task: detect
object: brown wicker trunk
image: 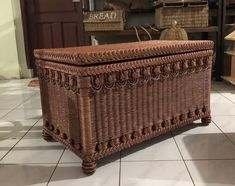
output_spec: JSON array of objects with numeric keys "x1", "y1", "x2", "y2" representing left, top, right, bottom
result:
[{"x1": 34, "y1": 40, "x2": 213, "y2": 174}]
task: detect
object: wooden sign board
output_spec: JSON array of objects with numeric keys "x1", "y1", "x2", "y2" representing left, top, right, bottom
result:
[{"x1": 222, "y1": 51, "x2": 235, "y2": 85}]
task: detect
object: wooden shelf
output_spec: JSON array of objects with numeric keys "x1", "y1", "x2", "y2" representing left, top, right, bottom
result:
[
  {"x1": 185, "y1": 26, "x2": 219, "y2": 33},
  {"x1": 225, "y1": 51, "x2": 235, "y2": 56},
  {"x1": 226, "y1": 23, "x2": 235, "y2": 27},
  {"x1": 86, "y1": 26, "x2": 219, "y2": 36},
  {"x1": 221, "y1": 76, "x2": 235, "y2": 85},
  {"x1": 225, "y1": 30, "x2": 235, "y2": 41}
]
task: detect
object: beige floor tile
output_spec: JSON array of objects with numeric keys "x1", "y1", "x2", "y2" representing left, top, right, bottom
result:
[
  {"x1": 172, "y1": 121, "x2": 221, "y2": 135},
  {"x1": 0, "y1": 138, "x2": 19, "y2": 160},
  {"x1": 175, "y1": 133, "x2": 235, "y2": 160},
  {"x1": 186, "y1": 160, "x2": 235, "y2": 186},
  {"x1": 49, "y1": 163, "x2": 119, "y2": 186},
  {"x1": 0, "y1": 163, "x2": 55, "y2": 186},
  {"x1": 1, "y1": 138, "x2": 64, "y2": 164},
  {"x1": 121, "y1": 161, "x2": 193, "y2": 186},
  {"x1": 121, "y1": 134, "x2": 182, "y2": 161},
  {"x1": 2, "y1": 109, "x2": 42, "y2": 121},
  {"x1": 0, "y1": 120, "x2": 37, "y2": 139}
]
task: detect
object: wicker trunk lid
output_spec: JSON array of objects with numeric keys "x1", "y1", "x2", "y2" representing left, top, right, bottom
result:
[{"x1": 34, "y1": 40, "x2": 213, "y2": 66}]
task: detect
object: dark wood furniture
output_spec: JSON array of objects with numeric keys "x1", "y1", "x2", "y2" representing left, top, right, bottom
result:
[
  {"x1": 220, "y1": 1, "x2": 235, "y2": 84},
  {"x1": 35, "y1": 40, "x2": 213, "y2": 174},
  {"x1": 20, "y1": 0, "x2": 232, "y2": 80},
  {"x1": 20, "y1": 0, "x2": 88, "y2": 71}
]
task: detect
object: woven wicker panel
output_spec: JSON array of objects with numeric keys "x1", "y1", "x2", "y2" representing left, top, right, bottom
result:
[
  {"x1": 35, "y1": 40, "x2": 213, "y2": 174},
  {"x1": 155, "y1": 4, "x2": 209, "y2": 28},
  {"x1": 83, "y1": 10, "x2": 124, "y2": 31}
]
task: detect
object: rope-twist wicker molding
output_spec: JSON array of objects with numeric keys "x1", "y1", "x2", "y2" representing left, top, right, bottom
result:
[
  {"x1": 34, "y1": 40, "x2": 213, "y2": 65},
  {"x1": 35, "y1": 40, "x2": 213, "y2": 174},
  {"x1": 37, "y1": 54, "x2": 211, "y2": 95}
]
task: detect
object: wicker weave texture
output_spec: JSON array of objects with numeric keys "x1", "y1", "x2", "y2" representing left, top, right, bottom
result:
[
  {"x1": 34, "y1": 40, "x2": 213, "y2": 66},
  {"x1": 35, "y1": 40, "x2": 213, "y2": 174},
  {"x1": 155, "y1": 4, "x2": 208, "y2": 28},
  {"x1": 83, "y1": 10, "x2": 125, "y2": 31}
]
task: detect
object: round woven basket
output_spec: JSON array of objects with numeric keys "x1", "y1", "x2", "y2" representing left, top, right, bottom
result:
[{"x1": 160, "y1": 21, "x2": 188, "y2": 40}]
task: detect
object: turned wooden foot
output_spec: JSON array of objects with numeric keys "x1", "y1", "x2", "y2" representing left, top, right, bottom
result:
[
  {"x1": 201, "y1": 116, "x2": 211, "y2": 126},
  {"x1": 82, "y1": 161, "x2": 97, "y2": 175},
  {"x1": 42, "y1": 130, "x2": 54, "y2": 142}
]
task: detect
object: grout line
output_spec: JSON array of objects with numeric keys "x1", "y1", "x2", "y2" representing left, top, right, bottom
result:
[
  {"x1": 12, "y1": 92, "x2": 39, "y2": 109},
  {"x1": 0, "y1": 108, "x2": 19, "y2": 120},
  {"x1": 0, "y1": 110, "x2": 12, "y2": 120},
  {"x1": 47, "y1": 148, "x2": 66, "y2": 186},
  {"x1": 216, "y1": 89, "x2": 235, "y2": 104},
  {"x1": 119, "y1": 152, "x2": 121, "y2": 186},
  {"x1": 0, "y1": 118, "x2": 41, "y2": 162},
  {"x1": 171, "y1": 132, "x2": 195, "y2": 186},
  {"x1": 212, "y1": 120, "x2": 235, "y2": 147}
]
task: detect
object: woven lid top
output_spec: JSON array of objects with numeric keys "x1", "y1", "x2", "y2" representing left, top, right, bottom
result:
[{"x1": 34, "y1": 40, "x2": 214, "y2": 66}]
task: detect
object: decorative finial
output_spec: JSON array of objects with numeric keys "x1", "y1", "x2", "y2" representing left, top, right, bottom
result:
[{"x1": 172, "y1": 20, "x2": 178, "y2": 28}]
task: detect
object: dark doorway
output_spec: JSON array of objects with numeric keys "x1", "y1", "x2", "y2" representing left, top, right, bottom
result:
[{"x1": 20, "y1": 0, "x2": 88, "y2": 71}]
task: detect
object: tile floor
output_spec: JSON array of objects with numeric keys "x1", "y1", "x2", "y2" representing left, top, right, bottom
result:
[{"x1": 0, "y1": 79, "x2": 235, "y2": 186}]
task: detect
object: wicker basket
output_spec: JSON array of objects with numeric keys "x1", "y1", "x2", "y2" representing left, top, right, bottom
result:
[
  {"x1": 160, "y1": 21, "x2": 188, "y2": 40},
  {"x1": 155, "y1": 1, "x2": 209, "y2": 28},
  {"x1": 34, "y1": 40, "x2": 214, "y2": 174},
  {"x1": 83, "y1": 10, "x2": 125, "y2": 31}
]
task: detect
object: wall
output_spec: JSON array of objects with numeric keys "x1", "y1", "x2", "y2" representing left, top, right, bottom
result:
[
  {"x1": 0, "y1": 0, "x2": 20, "y2": 79},
  {"x1": 11, "y1": 0, "x2": 32, "y2": 78},
  {"x1": 0, "y1": 0, "x2": 32, "y2": 80}
]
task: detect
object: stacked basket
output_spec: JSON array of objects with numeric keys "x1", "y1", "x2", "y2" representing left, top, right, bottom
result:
[
  {"x1": 155, "y1": 0, "x2": 209, "y2": 28},
  {"x1": 83, "y1": 0, "x2": 209, "y2": 32}
]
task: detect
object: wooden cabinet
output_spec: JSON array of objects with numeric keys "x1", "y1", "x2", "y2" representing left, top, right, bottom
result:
[
  {"x1": 220, "y1": 0, "x2": 235, "y2": 84},
  {"x1": 222, "y1": 52, "x2": 235, "y2": 85},
  {"x1": 86, "y1": 0, "x2": 225, "y2": 80}
]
